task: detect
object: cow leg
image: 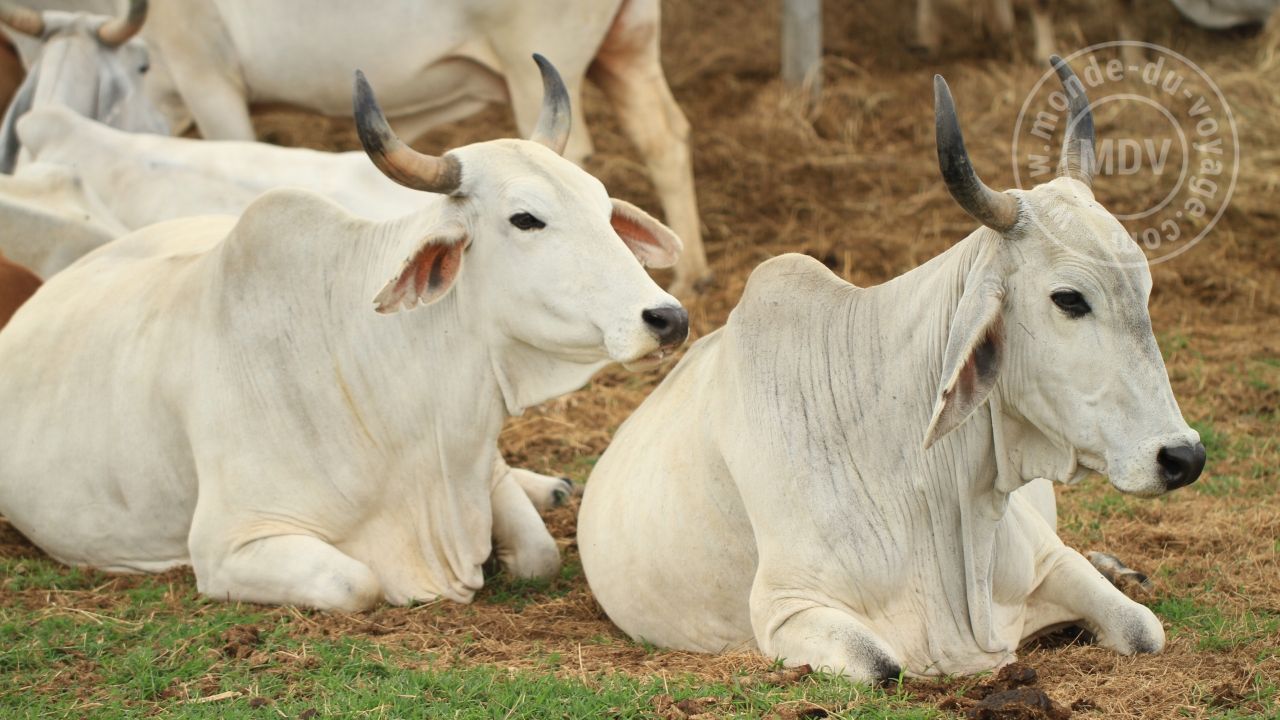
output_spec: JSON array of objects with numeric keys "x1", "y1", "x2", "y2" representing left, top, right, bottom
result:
[
  {"x1": 753, "y1": 598, "x2": 902, "y2": 683},
  {"x1": 173, "y1": 73, "x2": 256, "y2": 141},
  {"x1": 1031, "y1": 0, "x2": 1056, "y2": 65},
  {"x1": 145, "y1": 2, "x2": 256, "y2": 141},
  {"x1": 588, "y1": 0, "x2": 709, "y2": 297},
  {"x1": 192, "y1": 533, "x2": 382, "y2": 611},
  {"x1": 503, "y1": 52, "x2": 594, "y2": 165},
  {"x1": 491, "y1": 471, "x2": 561, "y2": 580},
  {"x1": 914, "y1": 0, "x2": 941, "y2": 54},
  {"x1": 512, "y1": 469, "x2": 577, "y2": 511},
  {"x1": 986, "y1": 0, "x2": 1019, "y2": 61},
  {"x1": 491, "y1": 454, "x2": 577, "y2": 512},
  {"x1": 1117, "y1": 0, "x2": 1145, "y2": 67},
  {"x1": 1026, "y1": 548, "x2": 1164, "y2": 654}
]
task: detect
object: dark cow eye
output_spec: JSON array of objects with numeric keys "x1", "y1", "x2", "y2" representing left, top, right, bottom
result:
[
  {"x1": 509, "y1": 212, "x2": 545, "y2": 231},
  {"x1": 138, "y1": 62, "x2": 150, "y2": 75},
  {"x1": 1051, "y1": 290, "x2": 1091, "y2": 318}
]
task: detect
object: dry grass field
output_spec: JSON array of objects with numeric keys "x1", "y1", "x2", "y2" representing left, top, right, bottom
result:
[{"x1": 2, "y1": 0, "x2": 1277, "y2": 717}]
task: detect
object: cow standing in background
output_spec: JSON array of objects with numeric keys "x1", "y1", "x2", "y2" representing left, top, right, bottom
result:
[
  {"x1": 0, "y1": 57, "x2": 690, "y2": 610},
  {"x1": 133, "y1": 0, "x2": 709, "y2": 296},
  {"x1": 579, "y1": 59, "x2": 1205, "y2": 680}
]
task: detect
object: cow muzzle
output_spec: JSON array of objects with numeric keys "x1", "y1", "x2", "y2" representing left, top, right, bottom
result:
[
  {"x1": 641, "y1": 305, "x2": 689, "y2": 350},
  {"x1": 616, "y1": 304, "x2": 689, "y2": 370},
  {"x1": 1156, "y1": 442, "x2": 1206, "y2": 491}
]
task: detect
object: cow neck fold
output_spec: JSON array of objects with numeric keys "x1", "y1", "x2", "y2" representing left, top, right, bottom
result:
[
  {"x1": 835, "y1": 229, "x2": 1016, "y2": 663},
  {"x1": 348, "y1": 204, "x2": 609, "y2": 597}
]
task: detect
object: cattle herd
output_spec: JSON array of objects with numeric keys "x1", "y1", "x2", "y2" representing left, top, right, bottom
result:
[{"x1": 0, "y1": 0, "x2": 1268, "y2": 686}]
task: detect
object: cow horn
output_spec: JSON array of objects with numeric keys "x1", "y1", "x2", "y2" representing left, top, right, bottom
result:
[
  {"x1": 528, "y1": 53, "x2": 571, "y2": 155},
  {"x1": 0, "y1": 2, "x2": 44, "y2": 37},
  {"x1": 934, "y1": 75, "x2": 1020, "y2": 233},
  {"x1": 1051, "y1": 55, "x2": 1095, "y2": 188},
  {"x1": 353, "y1": 70, "x2": 463, "y2": 194},
  {"x1": 96, "y1": 0, "x2": 146, "y2": 47}
]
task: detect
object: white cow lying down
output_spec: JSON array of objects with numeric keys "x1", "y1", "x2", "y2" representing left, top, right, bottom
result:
[
  {"x1": 16, "y1": 106, "x2": 585, "y2": 512},
  {"x1": 0, "y1": 57, "x2": 690, "y2": 610},
  {"x1": 0, "y1": 161, "x2": 122, "y2": 277},
  {"x1": 1170, "y1": 0, "x2": 1279, "y2": 27},
  {"x1": 0, "y1": 0, "x2": 166, "y2": 173},
  {"x1": 579, "y1": 59, "x2": 1206, "y2": 680}
]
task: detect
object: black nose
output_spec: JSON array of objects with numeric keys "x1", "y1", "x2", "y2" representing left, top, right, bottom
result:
[
  {"x1": 641, "y1": 305, "x2": 689, "y2": 348},
  {"x1": 1156, "y1": 442, "x2": 1206, "y2": 490}
]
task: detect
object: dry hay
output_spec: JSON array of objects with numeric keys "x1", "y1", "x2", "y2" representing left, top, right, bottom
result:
[{"x1": 3, "y1": 0, "x2": 1279, "y2": 717}]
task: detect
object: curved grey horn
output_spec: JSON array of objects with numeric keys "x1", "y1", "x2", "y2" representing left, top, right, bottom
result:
[
  {"x1": 1051, "y1": 55, "x2": 1095, "y2": 187},
  {"x1": 934, "y1": 75, "x2": 1020, "y2": 232},
  {"x1": 97, "y1": 0, "x2": 146, "y2": 47},
  {"x1": 529, "y1": 53, "x2": 571, "y2": 155},
  {"x1": 353, "y1": 69, "x2": 463, "y2": 194},
  {"x1": 0, "y1": 2, "x2": 44, "y2": 36}
]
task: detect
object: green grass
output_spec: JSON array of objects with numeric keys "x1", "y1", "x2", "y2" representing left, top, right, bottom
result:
[
  {"x1": 1190, "y1": 419, "x2": 1227, "y2": 459},
  {"x1": 0, "y1": 555, "x2": 935, "y2": 720},
  {"x1": 1151, "y1": 597, "x2": 1280, "y2": 652}
]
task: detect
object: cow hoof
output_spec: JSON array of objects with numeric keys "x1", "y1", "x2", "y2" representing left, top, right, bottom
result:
[
  {"x1": 873, "y1": 658, "x2": 904, "y2": 687},
  {"x1": 550, "y1": 477, "x2": 576, "y2": 507},
  {"x1": 1108, "y1": 604, "x2": 1165, "y2": 655}
]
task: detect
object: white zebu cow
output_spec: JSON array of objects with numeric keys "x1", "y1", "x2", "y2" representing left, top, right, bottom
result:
[
  {"x1": 17, "y1": 105, "x2": 420, "y2": 228},
  {"x1": 16, "y1": 103, "x2": 593, "y2": 511},
  {"x1": 136, "y1": 0, "x2": 708, "y2": 296},
  {"x1": 1170, "y1": 0, "x2": 1279, "y2": 27},
  {"x1": 0, "y1": 161, "x2": 121, "y2": 276},
  {"x1": 0, "y1": 0, "x2": 166, "y2": 172},
  {"x1": 0, "y1": 57, "x2": 689, "y2": 610},
  {"x1": 579, "y1": 59, "x2": 1206, "y2": 680}
]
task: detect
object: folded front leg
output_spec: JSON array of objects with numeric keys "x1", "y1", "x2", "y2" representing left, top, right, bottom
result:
[
  {"x1": 1029, "y1": 548, "x2": 1165, "y2": 655},
  {"x1": 193, "y1": 533, "x2": 382, "y2": 612},
  {"x1": 491, "y1": 472, "x2": 561, "y2": 581},
  {"x1": 492, "y1": 454, "x2": 576, "y2": 512},
  {"x1": 753, "y1": 595, "x2": 902, "y2": 683}
]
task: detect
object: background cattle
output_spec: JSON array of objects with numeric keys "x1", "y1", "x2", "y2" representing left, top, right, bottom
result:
[
  {"x1": 0, "y1": 57, "x2": 689, "y2": 610},
  {"x1": 0, "y1": 0, "x2": 165, "y2": 172},
  {"x1": 122, "y1": 0, "x2": 709, "y2": 296},
  {"x1": 0, "y1": 161, "x2": 121, "y2": 276},
  {"x1": 0, "y1": 250, "x2": 39, "y2": 327},
  {"x1": 916, "y1": 0, "x2": 1057, "y2": 62},
  {"x1": 1171, "y1": 0, "x2": 1280, "y2": 26},
  {"x1": 579, "y1": 59, "x2": 1205, "y2": 680}
]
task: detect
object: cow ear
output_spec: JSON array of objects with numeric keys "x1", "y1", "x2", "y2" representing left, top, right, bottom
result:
[
  {"x1": 373, "y1": 224, "x2": 468, "y2": 314},
  {"x1": 923, "y1": 275, "x2": 1006, "y2": 449},
  {"x1": 611, "y1": 198, "x2": 682, "y2": 268}
]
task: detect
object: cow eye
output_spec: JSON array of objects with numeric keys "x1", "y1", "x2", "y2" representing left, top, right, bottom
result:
[
  {"x1": 138, "y1": 62, "x2": 149, "y2": 75},
  {"x1": 509, "y1": 212, "x2": 545, "y2": 231},
  {"x1": 1051, "y1": 290, "x2": 1091, "y2": 318}
]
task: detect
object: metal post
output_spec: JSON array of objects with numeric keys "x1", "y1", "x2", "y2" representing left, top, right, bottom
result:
[{"x1": 782, "y1": 0, "x2": 822, "y2": 105}]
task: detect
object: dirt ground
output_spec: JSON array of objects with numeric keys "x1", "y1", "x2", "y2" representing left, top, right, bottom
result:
[{"x1": 4, "y1": 0, "x2": 1280, "y2": 717}]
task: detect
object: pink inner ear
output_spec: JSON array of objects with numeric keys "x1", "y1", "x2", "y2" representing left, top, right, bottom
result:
[
  {"x1": 377, "y1": 240, "x2": 463, "y2": 312},
  {"x1": 609, "y1": 208, "x2": 655, "y2": 248},
  {"x1": 611, "y1": 207, "x2": 670, "y2": 260},
  {"x1": 412, "y1": 242, "x2": 462, "y2": 303}
]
